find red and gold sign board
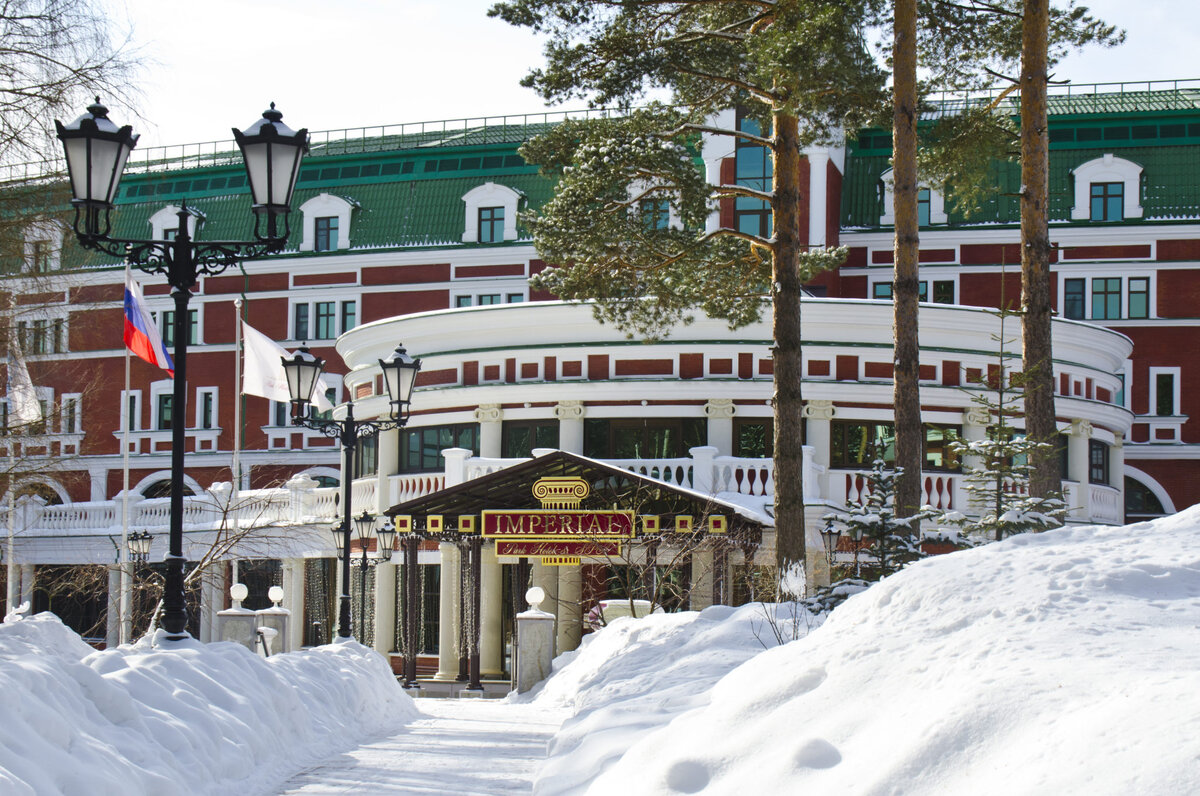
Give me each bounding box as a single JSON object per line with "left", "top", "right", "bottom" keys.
{"left": 495, "top": 541, "right": 622, "bottom": 558}
{"left": 482, "top": 510, "right": 635, "bottom": 539}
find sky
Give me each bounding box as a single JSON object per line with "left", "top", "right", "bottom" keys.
{"left": 100, "top": 0, "right": 1200, "bottom": 149}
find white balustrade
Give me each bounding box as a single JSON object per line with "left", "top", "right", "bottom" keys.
{"left": 351, "top": 477, "right": 377, "bottom": 517}
{"left": 308, "top": 487, "right": 341, "bottom": 521}
{"left": 712, "top": 457, "right": 773, "bottom": 497}
{"left": 465, "top": 457, "right": 529, "bottom": 481}
{"left": 1088, "top": 483, "right": 1123, "bottom": 524}
{"left": 389, "top": 473, "right": 446, "bottom": 506}
{"left": 606, "top": 458, "right": 694, "bottom": 489}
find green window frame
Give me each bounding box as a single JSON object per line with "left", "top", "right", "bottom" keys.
{"left": 479, "top": 206, "right": 504, "bottom": 243}
{"left": 340, "top": 300, "right": 357, "bottom": 334}
{"left": 1089, "top": 182, "right": 1123, "bottom": 222}
{"left": 1127, "top": 277, "right": 1149, "bottom": 319}
{"left": 917, "top": 188, "right": 931, "bottom": 226}
{"left": 932, "top": 280, "right": 955, "bottom": 305}
{"left": 156, "top": 394, "right": 173, "bottom": 430}
{"left": 315, "top": 301, "right": 336, "bottom": 339}
{"left": 639, "top": 198, "right": 670, "bottom": 230}
{"left": 1088, "top": 440, "right": 1109, "bottom": 485}
{"left": 1091, "top": 277, "right": 1122, "bottom": 320}
{"left": 293, "top": 303, "right": 310, "bottom": 341}
{"left": 1063, "top": 278, "right": 1085, "bottom": 320}
{"left": 314, "top": 216, "right": 339, "bottom": 251}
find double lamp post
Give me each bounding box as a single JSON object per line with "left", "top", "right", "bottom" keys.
{"left": 57, "top": 99, "right": 420, "bottom": 642}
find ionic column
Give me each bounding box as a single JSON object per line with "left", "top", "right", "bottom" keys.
{"left": 434, "top": 542, "right": 461, "bottom": 680}
{"left": 803, "top": 400, "right": 836, "bottom": 499}
{"left": 555, "top": 401, "right": 585, "bottom": 453}
{"left": 480, "top": 542, "right": 504, "bottom": 678}
{"left": 556, "top": 565, "right": 582, "bottom": 653}
{"left": 373, "top": 561, "right": 397, "bottom": 655}
{"left": 704, "top": 398, "right": 735, "bottom": 456}
{"left": 1111, "top": 432, "right": 1125, "bottom": 493}
{"left": 961, "top": 407, "right": 990, "bottom": 512}
{"left": 1067, "top": 419, "right": 1093, "bottom": 521}
{"left": 804, "top": 148, "right": 831, "bottom": 248}
{"left": 476, "top": 405, "right": 503, "bottom": 458}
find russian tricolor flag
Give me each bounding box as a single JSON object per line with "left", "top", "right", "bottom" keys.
{"left": 124, "top": 274, "right": 174, "bottom": 377}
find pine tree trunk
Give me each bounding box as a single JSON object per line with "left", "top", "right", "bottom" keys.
{"left": 1020, "top": 0, "right": 1060, "bottom": 500}
{"left": 892, "top": 0, "right": 923, "bottom": 520}
{"left": 772, "top": 110, "right": 807, "bottom": 595}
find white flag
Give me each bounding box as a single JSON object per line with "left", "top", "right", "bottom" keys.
{"left": 7, "top": 335, "right": 42, "bottom": 427}
{"left": 241, "top": 321, "right": 334, "bottom": 411}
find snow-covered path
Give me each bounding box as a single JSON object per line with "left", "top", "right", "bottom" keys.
{"left": 276, "top": 698, "right": 570, "bottom": 795}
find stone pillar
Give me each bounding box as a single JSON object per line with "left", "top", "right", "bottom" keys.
{"left": 19, "top": 564, "right": 34, "bottom": 608}
{"left": 555, "top": 401, "right": 585, "bottom": 453}
{"left": 480, "top": 542, "right": 504, "bottom": 678}
{"left": 442, "top": 448, "right": 472, "bottom": 488}
{"left": 690, "top": 547, "right": 714, "bottom": 611}
{"left": 281, "top": 559, "right": 305, "bottom": 651}
{"left": 704, "top": 399, "right": 735, "bottom": 456}
{"left": 376, "top": 426, "right": 400, "bottom": 515}
{"left": 475, "top": 404, "right": 503, "bottom": 458}
{"left": 89, "top": 469, "right": 108, "bottom": 502}
{"left": 803, "top": 400, "right": 836, "bottom": 499}
{"left": 689, "top": 446, "right": 716, "bottom": 495}
{"left": 530, "top": 560, "right": 559, "bottom": 650}
{"left": 1111, "top": 432, "right": 1125, "bottom": 493}
{"left": 198, "top": 565, "right": 221, "bottom": 643}
{"left": 1067, "top": 419, "right": 1093, "bottom": 521}
{"left": 959, "top": 407, "right": 990, "bottom": 511}
{"left": 373, "top": 561, "right": 397, "bottom": 655}
{"left": 804, "top": 148, "right": 831, "bottom": 247}
{"left": 556, "top": 565, "right": 583, "bottom": 653}
{"left": 105, "top": 565, "right": 121, "bottom": 647}
{"left": 434, "top": 542, "right": 461, "bottom": 680}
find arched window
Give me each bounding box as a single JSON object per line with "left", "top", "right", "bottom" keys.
{"left": 1070, "top": 154, "right": 1143, "bottom": 221}
{"left": 461, "top": 183, "right": 523, "bottom": 243}
{"left": 299, "top": 194, "right": 357, "bottom": 251}
{"left": 878, "top": 168, "right": 947, "bottom": 226}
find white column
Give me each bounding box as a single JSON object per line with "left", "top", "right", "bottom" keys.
{"left": 376, "top": 427, "right": 400, "bottom": 515}
{"left": 197, "top": 565, "right": 216, "bottom": 643}
{"left": 480, "top": 542, "right": 504, "bottom": 678}
{"left": 690, "top": 446, "right": 716, "bottom": 495}
{"left": 556, "top": 565, "right": 582, "bottom": 654}
{"left": 105, "top": 566, "right": 121, "bottom": 647}
{"left": 959, "top": 407, "right": 989, "bottom": 511}
{"left": 1111, "top": 432, "right": 1125, "bottom": 493}
{"left": 805, "top": 148, "right": 830, "bottom": 248}
{"left": 476, "top": 405, "right": 503, "bottom": 458}
{"left": 704, "top": 399, "right": 735, "bottom": 456}
{"left": 530, "top": 560, "right": 559, "bottom": 651}
{"left": 442, "top": 448, "right": 472, "bottom": 488}
{"left": 19, "top": 564, "right": 34, "bottom": 607}
{"left": 434, "top": 542, "right": 461, "bottom": 680}
{"left": 283, "top": 559, "right": 305, "bottom": 651}
{"left": 89, "top": 469, "right": 108, "bottom": 501}
{"left": 374, "top": 561, "right": 397, "bottom": 655}
{"left": 691, "top": 548, "right": 714, "bottom": 611}
{"left": 803, "top": 400, "right": 836, "bottom": 500}
{"left": 1067, "top": 419, "right": 1093, "bottom": 521}
{"left": 555, "top": 401, "right": 585, "bottom": 453}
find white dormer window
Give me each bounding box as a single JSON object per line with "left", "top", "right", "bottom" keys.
{"left": 1070, "top": 154, "right": 1143, "bottom": 221}
{"left": 878, "top": 168, "right": 947, "bottom": 226}
{"left": 462, "top": 183, "right": 522, "bottom": 243}
{"left": 299, "top": 194, "right": 356, "bottom": 251}
{"left": 24, "top": 220, "right": 64, "bottom": 272}
{"left": 149, "top": 206, "right": 203, "bottom": 241}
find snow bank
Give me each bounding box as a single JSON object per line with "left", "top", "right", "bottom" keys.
{"left": 526, "top": 601, "right": 823, "bottom": 796}
{"left": 587, "top": 509, "right": 1200, "bottom": 795}
{"left": 0, "top": 616, "right": 417, "bottom": 796}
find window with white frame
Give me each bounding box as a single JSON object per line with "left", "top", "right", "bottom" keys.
{"left": 461, "top": 183, "right": 522, "bottom": 243}
{"left": 23, "top": 220, "right": 63, "bottom": 272}
{"left": 196, "top": 388, "right": 217, "bottom": 430}
{"left": 299, "top": 194, "right": 356, "bottom": 251}
{"left": 293, "top": 298, "right": 357, "bottom": 340}
{"left": 157, "top": 308, "right": 199, "bottom": 346}
{"left": 878, "top": 168, "right": 948, "bottom": 226}
{"left": 452, "top": 291, "right": 525, "bottom": 308}
{"left": 121, "top": 389, "right": 142, "bottom": 431}
{"left": 1149, "top": 367, "right": 1181, "bottom": 417}
{"left": 60, "top": 393, "right": 81, "bottom": 434}
{"left": 1062, "top": 275, "right": 1153, "bottom": 321}
{"left": 870, "top": 279, "right": 956, "bottom": 304}
{"left": 16, "top": 316, "right": 67, "bottom": 354}
{"left": 149, "top": 205, "right": 202, "bottom": 241}
{"left": 149, "top": 380, "right": 173, "bottom": 431}
{"left": 1070, "top": 154, "right": 1143, "bottom": 221}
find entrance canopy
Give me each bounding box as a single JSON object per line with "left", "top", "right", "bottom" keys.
{"left": 386, "top": 450, "right": 766, "bottom": 542}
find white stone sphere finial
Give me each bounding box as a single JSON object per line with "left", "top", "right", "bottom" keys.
{"left": 268, "top": 585, "right": 284, "bottom": 606}
{"left": 230, "top": 582, "right": 249, "bottom": 608}
{"left": 525, "top": 586, "right": 545, "bottom": 611}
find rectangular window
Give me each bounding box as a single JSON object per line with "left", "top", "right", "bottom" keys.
{"left": 1063, "top": 278, "right": 1085, "bottom": 320}
{"left": 199, "top": 390, "right": 215, "bottom": 429}
{"left": 273, "top": 401, "right": 288, "bottom": 427}
{"left": 872, "top": 281, "right": 928, "bottom": 301}
{"left": 162, "top": 228, "right": 178, "bottom": 241}
{"left": 831, "top": 421, "right": 896, "bottom": 468}
{"left": 315, "top": 301, "right": 336, "bottom": 339}
{"left": 478, "top": 207, "right": 504, "bottom": 243}
{"left": 156, "top": 394, "right": 174, "bottom": 430}
{"left": 501, "top": 421, "right": 559, "bottom": 458}
{"left": 639, "top": 198, "right": 670, "bottom": 230}
{"left": 399, "top": 424, "right": 481, "bottom": 472}
{"left": 734, "top": 110, "right": 772, "bottom": 237}
{"left": 1127, "top": 277, "right": 1149, "bottom": 319}
{"left": 314, "top": 217, "right": 339, "bottom": 251}
{"left": 126, "top": 393, "right": 139, "bottom": 431}
{"left": 31, "top": 319, "right": 47, "bottom": 354}
{"left": 1088, "top": 440, "right": 1109, "bottom": 484}
{"left": 455, "top": 295, "right": 473, "bottom": 308}
{"left": 477, "top": 294, "right": 501, "bottom": 305}
{"left": 1091, "top": 277, "right": 1122, "bottom": 320}
{"left": 294, "top": 303, "right": 310, "bottom": 341}
{"left": 932, "top": 280, "right": 955, "bottom": 305}
{"left": 312, "top": 386, "right": 337, "bottom": 422}
{"left": 733, "top": 418, "right": 773, "bottom": 458}
{"left": 506, "top": 293, "right": 525, "bottom": 303}
{"left": 51, "top": 319, "right": 64, "bottom": 353}
{"left": 917, "top": 188, "right": 931, "bottom": 226}
{"left": 340, "top": 300, "right": 357, "bottom": 334}
{"left": 31, "top": 241, "right": 51, "bottom": 272}
{"left": 62, "top": 397, "right": 78, "bottom": 434}
{"left": 161, "top": 309, "right": 198, "bottom": 346}
{"left": 873, "top": 282, "right": 893, "bottom": 300}
{"left": 1090, "top": 182, "right": 1124, "bottom": 222}
{"left": 356, "top": 432, "right": 378, "bottom": 478}
{"left": 924, "top": 425, "right": 961, "bottom": 471}
{"left": 1155, "top": 372, "right": 1176, "bottom": 416}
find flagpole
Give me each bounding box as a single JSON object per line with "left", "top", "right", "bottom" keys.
{"left": 120, "top": 263, "right": 133, "bottom": 644}
{"left": 231, "top": 298, "right": 243, "bottom": 587}
{"left": 5, "top": 489, "right": 14, "bottom": 615}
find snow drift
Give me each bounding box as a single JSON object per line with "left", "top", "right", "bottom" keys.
{"left": 582, "top": 509, "right": 1200, "bottom": 794}
{"left": 0, "top": 616, "right": 416, "bottom": 796}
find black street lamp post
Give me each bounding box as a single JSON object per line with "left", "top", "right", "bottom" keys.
{"left": 57, "top": 100, "right": 308, "bottom": 640}
{"left": 282, "top": 345, "right": 420, "bottom": 640}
